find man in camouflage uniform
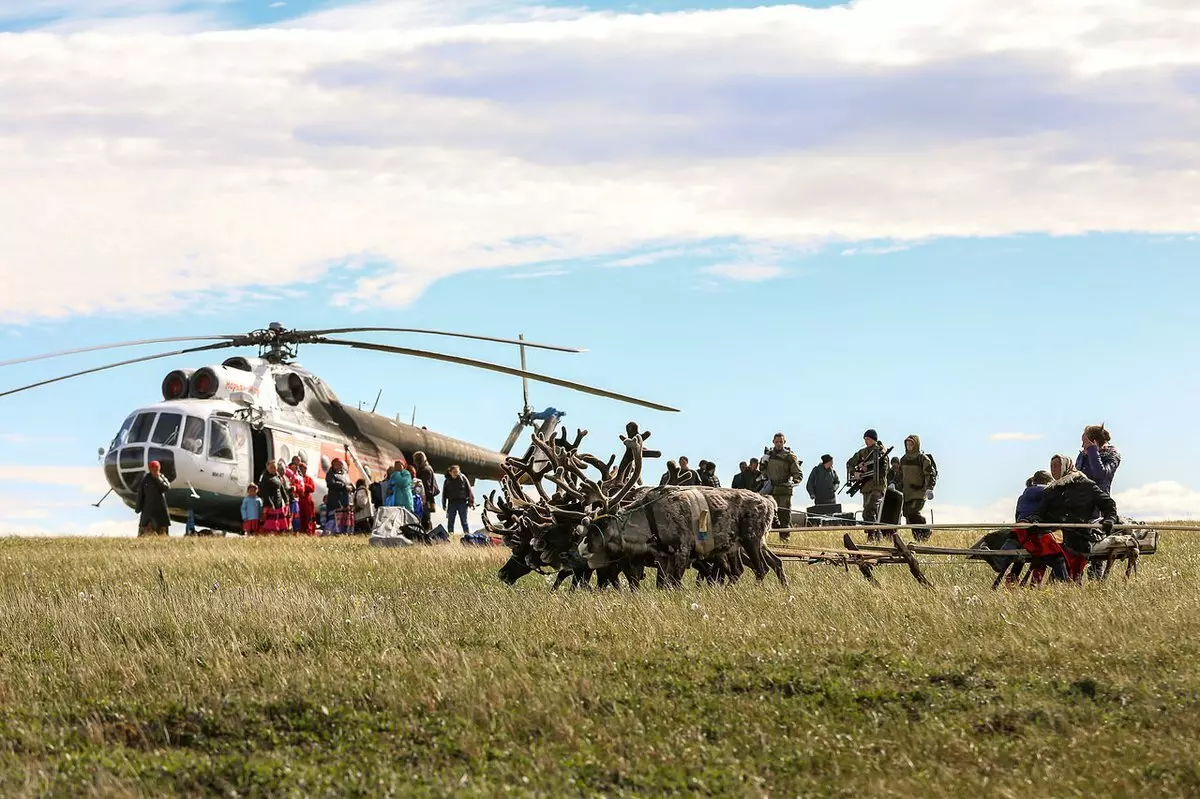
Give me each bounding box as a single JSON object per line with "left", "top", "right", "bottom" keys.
{"left": 897, "top": 434, "right": 936, "bottom": 541}
{"left": 847, "top": 429, "right": 887, "bottom": 538}
{"left": 761, "top": 432, "right": 803, "bottom": 540}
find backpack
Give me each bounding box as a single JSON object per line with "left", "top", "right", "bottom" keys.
{"left": 369, "top": 481, "right": 385, "bottom": 508}
{"left": 925, "top": 453, "right": 939, "bottom": 483}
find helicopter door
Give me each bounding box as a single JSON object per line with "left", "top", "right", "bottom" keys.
{"left": 207, "top": 417, "right": 252, "bottom": 486}
{"left": 250, "top": 427, "right": 270, "bottom": 484}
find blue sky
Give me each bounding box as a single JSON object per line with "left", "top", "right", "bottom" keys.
{"left": 2, "top": 0, "right": 1200, "bottom": 532}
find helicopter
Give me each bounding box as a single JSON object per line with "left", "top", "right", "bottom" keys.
{"left": 0, "top": 323, "right": 678, "bottom": 532}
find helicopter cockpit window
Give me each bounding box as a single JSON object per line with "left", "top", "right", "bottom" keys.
{"left": 151, "top": 413, "right": 183, "bottom": 447}
{"left": 182, "top": 417, "right": 205, "bottom": 455}
{"left": 128, "top": 412, "right": 156, "bottom": 444}
{"left": 208, "top": 419, "right": 236, "bottom": 461}
{"left": 109, "top": 414, "right": 135, "bottom": 452}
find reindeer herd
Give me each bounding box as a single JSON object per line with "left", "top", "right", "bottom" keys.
{"left": 484, "top": 424, "right": 787, "bottom": 589}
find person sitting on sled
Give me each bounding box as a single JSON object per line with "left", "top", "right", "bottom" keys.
{"left": 1017, "top": 453, "right": 1118, "bottom": 582}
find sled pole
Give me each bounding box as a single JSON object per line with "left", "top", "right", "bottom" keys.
{"left": 891, "top": 533, "right": 933, "bottom": 588}
{"left": 843, "top": 533, "right": 880, "bottom": 587}
{"left": 777, "top": 522, "right": 1199, "bottom": 534}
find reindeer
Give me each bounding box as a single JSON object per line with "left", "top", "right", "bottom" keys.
{"left": 486, "top": 424, "right": 786, "bottom": 589}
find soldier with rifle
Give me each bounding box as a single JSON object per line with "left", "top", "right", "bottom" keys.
{"left": 845, "top": 429, "right": 889, "bottom": 539}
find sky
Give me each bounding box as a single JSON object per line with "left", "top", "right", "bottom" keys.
{"left": 1, "top": 0, "right": 1199, "bottom": 535}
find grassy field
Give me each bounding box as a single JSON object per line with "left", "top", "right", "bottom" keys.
{"left": 1, "top": 531, "right": 1199, "bottom": 798}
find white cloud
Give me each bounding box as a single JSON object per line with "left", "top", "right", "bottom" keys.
{"left": 602, "top": 247, "right": 695, "bottom": 268}
{"left": 504, "top": 269, "right": 568, "bottom": 279}
{"left": 701, "top": 263, "right": 786, "bottom": 282}
{"left": 931, "top": 480, "right": 1200, "bottom": 525}
{"left": 989, "top": 432, "right": 1046, "bottom": 442}
{"left": 1, "top": 0, "right": 1200, "bottom": 320}
{"left": 1112, "top": 481, "right": 1200, "bottom": 521}
{"left": 929, "top": 496, "right": 1016, "bottom": 526}
{"left": 841, "top": 243, "right": 911, "bottom": 256}
{"left": 0, "top": 464, "right": 110, "bottom": 494}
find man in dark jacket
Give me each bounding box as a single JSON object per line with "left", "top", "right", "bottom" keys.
{"left": 806, "top": 455, "right": 840, "bottom": 505}
{"left": 442, "top": 464, "right": 475, "bottom": 534}
{"left": 731, "top": 461, "right": 750, "bottom": 490}
{"left": 697, "top": 461, "right": 721, "bottom": 487}
{"left": 675, "top": 456, "right": 698, "bottom": 487}
{"left": 136, "top": 460, "right": 172, "bottom": 536}
{"left": 325, "top": 459, "right": 353, "bottom": 534}
{"left": 1020, "top": 453, "right": 1118, "bottom": 582}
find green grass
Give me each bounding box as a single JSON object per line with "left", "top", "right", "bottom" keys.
{"left": 2, "top": 531, "right": 1199, "bottom": 797}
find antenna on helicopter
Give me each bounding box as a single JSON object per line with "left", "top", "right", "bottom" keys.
{"left": 519, "top": 333, "right": 531, "bottom": 416}
{"left": 371, "top": 389, "right": 383, "bottom": 414}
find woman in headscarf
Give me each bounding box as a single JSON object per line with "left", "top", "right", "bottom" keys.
{"left": 278, "top": 459, "right": 296, "bottom": 533}
{"left": 1019, "top": 453, "right": 1118, "bottom": 582}
{"left": 135, "top": 460, "right": 172, "bottom": 536}
{"left": 258, "top": 460, "right": 287, "bottom": 534}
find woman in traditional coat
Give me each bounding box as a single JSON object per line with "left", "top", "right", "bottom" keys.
{"left": 1019, "top": 453, "right": 1118, "bottom": 582}
{"left": 388, "top": 459, "right": 414, "bottom": 512}
{"left": 296, "top": 461, "right": 317, "bottom": 535}
{"left": 258, "top": 461, "right": 288, "bottom": 534}
{"left": 135, "top": 460, "right": 172, "bottom": 536}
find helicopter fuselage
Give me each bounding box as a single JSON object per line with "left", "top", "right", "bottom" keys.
{"left": 103, "top": 357, "right": 513, "bottom": 531}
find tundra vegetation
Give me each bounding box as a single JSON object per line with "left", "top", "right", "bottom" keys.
{"left": 1, "top": 533, "right": 1199, "bottom": 797}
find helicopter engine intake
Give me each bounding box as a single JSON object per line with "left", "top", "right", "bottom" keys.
{"left": 161, "top": 369, "right": 193, "bottom": 401}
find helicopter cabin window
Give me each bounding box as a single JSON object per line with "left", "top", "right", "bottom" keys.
{"left": 128, "top": 412, "right": 156, "bottom": 444}
{"left": 109, "top": 414, "right": 136, "bottom": 451}
{"left": 182, "top": 417, "right": 205, "bottom": 455}
{"left": 151, "top": 413, "right": 183, "bottom": 447}
{"left": 208, "top": 419, "right": 236, "bottom": 461}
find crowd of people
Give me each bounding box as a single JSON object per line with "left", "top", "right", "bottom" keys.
{"left": 660, "top": 430, "right": 939, "bottom": 542}
{"left": 1009, "top": 425, "right": 1122, "bottom": 583}
{"left": 136, "top": 422, "right": 1126, "bottom": 581}
{"left": 697, "top": 423, "right": 1123, "bottom": 583}
{"left": 234, "top": 451, "right": 479, "bottom": 537}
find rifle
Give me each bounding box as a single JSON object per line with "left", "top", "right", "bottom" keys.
{"left": 842, "top": 445, "right": 893, "bottom": 497}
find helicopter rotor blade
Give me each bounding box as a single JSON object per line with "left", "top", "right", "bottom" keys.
{"left": 311, "top": 337, "right": 680, "bottom": 413}
{"left": 299, "top": 327, "right": 584, "bottom": 354}
{"left": 0, "top": 342, "right": 238, "bottom": 400}
{"left": 0, "top": 335, "right": 242, "bottom": 369}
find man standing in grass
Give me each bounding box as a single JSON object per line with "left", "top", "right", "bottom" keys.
{"left": 897, "top": 435, "right": 937, "bottom": 541}
{"left": 847, "top": 430, "right": 888, "bottom": 538}
{"left": 442, "top": 465, "right": 475, "bottom": 535}
{"left": 762, "top": 433, "right": 803, "bottom": 540}
{"left": 806, "top": 454, "right": 840, "bottom": 506}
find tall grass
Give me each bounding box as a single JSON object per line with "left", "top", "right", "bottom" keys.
{"left": 1, "top": 531, "right": 1199, "bottom": 797}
